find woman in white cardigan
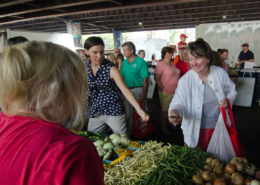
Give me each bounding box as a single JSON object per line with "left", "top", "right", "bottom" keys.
{"left": 168, "top": 41, "right": 237, "bottom": 151}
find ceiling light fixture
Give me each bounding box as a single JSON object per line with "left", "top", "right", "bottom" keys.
{"left": 139, "top": 22, "right": 142, "bottom": 25}
{"left": 223, "top": 15, "right": 226, "bottom": 19}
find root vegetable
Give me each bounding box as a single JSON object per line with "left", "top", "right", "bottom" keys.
{"left": 198, "top": 169, "right": 205, "bottom": 176}
{"left": 212, "top": 159, "right": 221, "bottom": 168}
{"left": 230, "top": 158, "right": 239, "bottom": 166}
{"left": 236, "top": 162, "right": 244, "bottom": 171}
{"left": 244, "top": 163, "right": 257, "bottom": 176}
{"left": 256, "top": 170, "right": 260, "bottom": 180}
{"left": 231, "top": 172, "right": 244, "bottom": 185}
{"left": 218, "top": 163, "right": 224, "bottom": 169}
{"left": 244, "top": 177, "right": 253, "bottom": 185}
{"left": 205, "top": 164, "right": 213, "bottom": 171}
{"left": 223, "top": 172, "right": 231, "bottom": 179}
{"left": 232, "top": 157, "right": 242, "bottom": 162}
{"left": 206, "top": 158, "right": 214, "bottom": 163}
{"left": 210, "top": 173, "right": 217, "bottom": 182}
{"left": 214, "top": 166, "right": 223, "bottom": 176}
{"left": 213, "top": 178, "right": 228, "bottom": 185}
{"left": 242, "top": 157, "right": 248, "bottom": 165}
{"left": 225, "top": 163, "right": 237, "bottom": 174}
{"left": 251, "top": 180, "right": 260, "bottom": 185}
{"left": 202, "top": 171, "right": 212, "bottom": 182}
{"left": 193, "top": 175, "right": 204, "bottom": 185}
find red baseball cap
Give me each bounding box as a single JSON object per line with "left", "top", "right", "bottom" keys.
{"left": 180, "top": 34, "right": 188, "bottom": 38}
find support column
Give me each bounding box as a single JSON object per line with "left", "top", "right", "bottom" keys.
{"left": 66, "top": 21, "right": 83, "bottom": 48}
{"left": 113, "top": 30, "right": 123, "bottom": 50}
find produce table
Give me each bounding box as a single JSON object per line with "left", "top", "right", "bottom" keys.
{"left": 72, "top": 130, "right": 260, "bottom": 185}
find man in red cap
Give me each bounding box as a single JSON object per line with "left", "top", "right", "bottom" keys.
{"left": 178, "top": 34, "right": 188, "bottom": 54}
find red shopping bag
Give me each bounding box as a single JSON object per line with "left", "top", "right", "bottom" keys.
{"left": 220, "top": 98, "right": 247, "bottom": 158}
{"left": 131, "top": 102, "right": 154, "bottom": 139}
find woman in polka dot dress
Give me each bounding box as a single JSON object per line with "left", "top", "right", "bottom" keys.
{"left": 84, "top": 37, "right": 149, "bottom": 135}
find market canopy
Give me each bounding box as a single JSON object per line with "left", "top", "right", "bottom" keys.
{"left": 0, "top": 0, "right": 260, "bottom": 34}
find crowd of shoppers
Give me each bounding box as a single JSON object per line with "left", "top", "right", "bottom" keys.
{"left": 0, "top": 33, "right": 244, "bottom": 184}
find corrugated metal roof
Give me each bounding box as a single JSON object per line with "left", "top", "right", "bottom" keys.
{"left": 0, "top": 0, "right": 259, "bottom": 34}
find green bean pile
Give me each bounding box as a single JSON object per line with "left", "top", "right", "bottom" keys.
{"left": 136, "top": 145, "right": 211, "bottom": 185}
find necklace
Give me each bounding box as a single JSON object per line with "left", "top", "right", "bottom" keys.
{"left": 92, "top": 65, "right": 99, "bottom": 70}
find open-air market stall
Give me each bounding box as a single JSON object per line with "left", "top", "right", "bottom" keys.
{"left": 72, "top": 130, "right": 260, "bottom": 185}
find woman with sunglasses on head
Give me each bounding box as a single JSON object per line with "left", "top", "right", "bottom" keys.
{"left": 154, "top": 47, "right": 180, "bottom": 134}
{"left": 168, "top": 41, "right": 237, "bottom": 151}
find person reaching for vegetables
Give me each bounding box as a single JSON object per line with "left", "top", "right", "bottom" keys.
{"left": 84, "top": 37, "right": 149, "bottom": 135}
{"left": 168, "top": 40, "right": 237, "bottom": 151}
{"left": 0, "top": 41, "right": 104, "bottom": 185}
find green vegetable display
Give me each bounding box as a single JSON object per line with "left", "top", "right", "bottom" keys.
{"left": 136, "top": 145, "right": 211, "bottom": 185}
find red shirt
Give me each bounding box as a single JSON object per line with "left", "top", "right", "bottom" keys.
{"left": 178, "top": 41, "right": 187, "bottom": 50}
{"left": 0, "top": 113, "right": 104, "bottom": 185}
{"left": 176, "top": 60, "right": 189, "bottom": 77}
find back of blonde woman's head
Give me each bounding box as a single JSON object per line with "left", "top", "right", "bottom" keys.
{"left": 0, "top": 41, "right": 88, "bottom": 130}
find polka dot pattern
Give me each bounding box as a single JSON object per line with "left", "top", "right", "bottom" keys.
{"left": 87, "top": 59, "right": 125, "bottom": 118}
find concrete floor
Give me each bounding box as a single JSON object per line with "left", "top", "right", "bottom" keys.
{"left": 140, "top": 96, "right": 260, "bottom": 167}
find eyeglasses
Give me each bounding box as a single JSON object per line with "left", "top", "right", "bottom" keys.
{"left": 114, "top": 51, "right": 120, "bottom": 53}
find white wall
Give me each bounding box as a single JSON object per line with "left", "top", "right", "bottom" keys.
{"left": 7, "top": 29, "right": 75, "bottom": 51}
{"left": 129, "top": 38, "right": 167, "bottom": 61}
{"left": 196, "top": 21, "right": 260, "bottom": 66}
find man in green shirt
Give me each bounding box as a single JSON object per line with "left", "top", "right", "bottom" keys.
{"left": 121, "top": 41, "right": 149, "bottom": 136}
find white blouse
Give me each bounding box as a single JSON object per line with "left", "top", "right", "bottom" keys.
{"left": 168, "top": 65, "right": 237, "bottom": 148}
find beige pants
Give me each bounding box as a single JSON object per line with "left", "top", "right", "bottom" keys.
{"left": 124, "top": 87, "right": 143, "bottom": 136}
{"left": 88, "top": 114, "right": 127, "bottom": 135}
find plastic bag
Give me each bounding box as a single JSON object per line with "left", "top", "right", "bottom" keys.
{"left": 207, "top": 109, "right": 236, "bottom": 163}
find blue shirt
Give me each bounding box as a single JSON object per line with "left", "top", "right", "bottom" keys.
{"left": 238, "top": 50, "right": 254, "bottom": 69}
{"left": 87, "top": 59, "right": 125, "bottom": 118}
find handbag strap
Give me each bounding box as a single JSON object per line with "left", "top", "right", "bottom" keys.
{"left": 220, "top": 99, "right": 235, "bottom": 133}
{"left": 225, "top": 98, "right": 235, "bottom": 129}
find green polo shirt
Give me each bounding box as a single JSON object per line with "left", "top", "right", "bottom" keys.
{"left": 120, "top": 55, "right": 149, "bottom": 88}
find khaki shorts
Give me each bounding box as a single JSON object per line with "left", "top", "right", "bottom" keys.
{"left": 88, "top": 114, "right": 127, "bottom": 135}
{"left": 159, "top": 91, "right": 174, "bottom": 112}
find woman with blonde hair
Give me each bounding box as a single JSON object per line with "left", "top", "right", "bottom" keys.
{"left": 107, "top": 53, "right": 117, "bottom": 65}
{"left": 0, "top": 41, "right": 104, "bottom": 184}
